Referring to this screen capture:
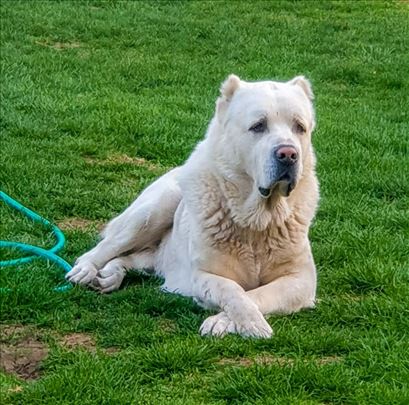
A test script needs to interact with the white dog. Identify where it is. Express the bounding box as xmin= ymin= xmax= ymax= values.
xmin=66 ymin=75 xmax=319 ymax=338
